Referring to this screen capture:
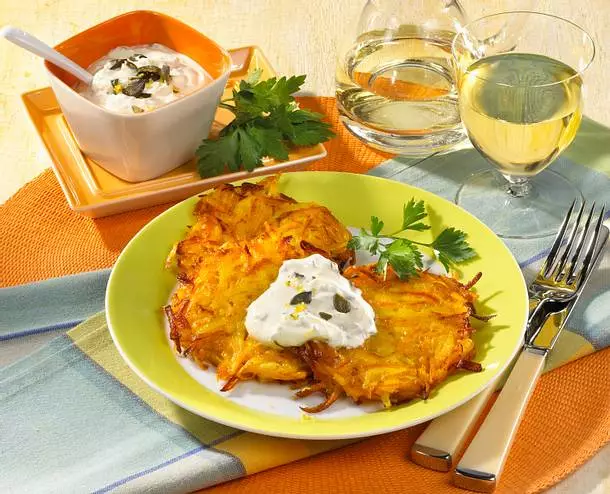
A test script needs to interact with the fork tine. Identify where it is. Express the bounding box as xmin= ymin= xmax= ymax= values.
xmin=542 ymin=199 xmax=577 ymax=277
xmin=564 ymin=203 xmax=597 ymax=282
xmin=567 ymin=204 xmax=606 ymax=285
xmin=548 ymin=201 xmax=585 ymax=279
